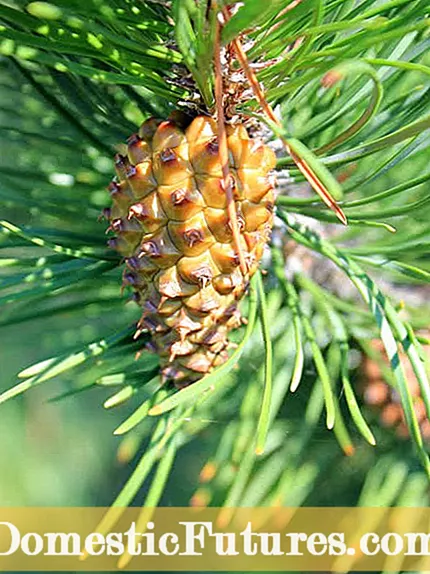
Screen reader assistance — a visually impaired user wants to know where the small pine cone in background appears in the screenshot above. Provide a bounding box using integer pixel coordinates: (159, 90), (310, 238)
(105, 115), (276, 387)
(361, 337), (430, 440)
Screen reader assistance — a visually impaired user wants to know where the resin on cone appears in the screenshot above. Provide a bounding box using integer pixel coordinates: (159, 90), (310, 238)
(105, 115), (276, 386)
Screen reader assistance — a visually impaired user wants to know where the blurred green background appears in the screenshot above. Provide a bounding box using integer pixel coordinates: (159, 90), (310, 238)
(0, 322), (213, 506)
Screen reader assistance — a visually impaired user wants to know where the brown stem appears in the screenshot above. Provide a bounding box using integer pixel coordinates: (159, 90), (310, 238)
(222, 6), (347, 226)
(214, 11), (248, 275)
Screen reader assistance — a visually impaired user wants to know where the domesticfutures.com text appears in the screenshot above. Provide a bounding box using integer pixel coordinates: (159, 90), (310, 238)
(1, 521), (430, 558)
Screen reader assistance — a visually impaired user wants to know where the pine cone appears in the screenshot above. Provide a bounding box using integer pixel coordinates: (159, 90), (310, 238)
(105, 115), (276, 386)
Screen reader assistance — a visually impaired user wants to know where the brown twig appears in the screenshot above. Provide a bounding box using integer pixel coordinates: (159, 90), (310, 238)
(221, 6), (347, 226)
(214, 11), (248, 275)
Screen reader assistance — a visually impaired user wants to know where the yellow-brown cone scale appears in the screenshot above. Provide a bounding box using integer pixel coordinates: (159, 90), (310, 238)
(105, 115), (276, 386)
